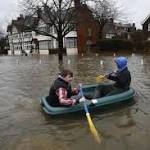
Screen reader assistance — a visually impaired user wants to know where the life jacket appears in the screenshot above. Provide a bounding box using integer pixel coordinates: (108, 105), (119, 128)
(48, 77), (72, 106)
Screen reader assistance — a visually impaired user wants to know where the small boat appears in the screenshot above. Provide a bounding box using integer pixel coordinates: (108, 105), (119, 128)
(40, 83), (135, 115)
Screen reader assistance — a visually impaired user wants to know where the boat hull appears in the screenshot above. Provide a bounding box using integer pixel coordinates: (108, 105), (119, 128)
(40, 83), (136, 115)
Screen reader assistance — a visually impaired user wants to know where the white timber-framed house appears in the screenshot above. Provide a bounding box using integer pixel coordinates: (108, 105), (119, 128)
(7, 14), (78, 55)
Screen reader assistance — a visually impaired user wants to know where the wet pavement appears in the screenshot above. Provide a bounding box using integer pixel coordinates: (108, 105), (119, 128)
(0, 52), (150, 150)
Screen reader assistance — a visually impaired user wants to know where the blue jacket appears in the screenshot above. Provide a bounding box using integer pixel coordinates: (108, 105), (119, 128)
(107, 67), (131, 90)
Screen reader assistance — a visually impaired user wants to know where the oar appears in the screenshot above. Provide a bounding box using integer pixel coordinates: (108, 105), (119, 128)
(96, 71), (116, 83)
(79, 83), (101, 144)
(96, 75), (106, 83)
(96, 72), (114, 83)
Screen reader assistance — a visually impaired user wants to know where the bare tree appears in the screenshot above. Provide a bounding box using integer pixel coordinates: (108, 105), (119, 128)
(19, 0), (122, 61)
(83, 0), (123, 38)
(20, 0), (77, 63)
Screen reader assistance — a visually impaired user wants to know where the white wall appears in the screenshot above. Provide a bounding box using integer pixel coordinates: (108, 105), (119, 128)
(65, 31), (78, 55)
(14, 50), (21, 55)
(65, 31), (77, 38)
(8, 50), (12, 55)
(39, 50), (49, 55)
(66, 48), (78, 55)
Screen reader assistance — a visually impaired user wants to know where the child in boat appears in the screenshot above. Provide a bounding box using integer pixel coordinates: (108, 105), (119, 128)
(48, 69), (84, 107)
(93, 56), (131, 98)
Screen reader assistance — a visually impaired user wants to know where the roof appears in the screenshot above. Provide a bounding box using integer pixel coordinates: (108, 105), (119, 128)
(7, 15), (39, 33)
(141, 14), (150, 25)
(114, 22), (133, 28)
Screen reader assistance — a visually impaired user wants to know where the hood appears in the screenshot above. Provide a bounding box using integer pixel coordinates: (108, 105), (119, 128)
(115, 57), (127, 71)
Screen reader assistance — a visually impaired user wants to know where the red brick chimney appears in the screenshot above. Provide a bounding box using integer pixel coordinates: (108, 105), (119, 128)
(74, 0), (81, 7)
(74, 0), (99, 54)
(74, 0), (87, 53)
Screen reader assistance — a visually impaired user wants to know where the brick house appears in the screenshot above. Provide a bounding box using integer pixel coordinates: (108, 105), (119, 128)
(74, 0), (100, 53)
(102, 18), (136, 39)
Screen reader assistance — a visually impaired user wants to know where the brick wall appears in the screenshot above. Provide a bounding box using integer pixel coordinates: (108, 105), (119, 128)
(74, 1), (99, 53)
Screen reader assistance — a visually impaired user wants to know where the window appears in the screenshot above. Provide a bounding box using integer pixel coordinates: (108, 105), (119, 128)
(106, 33), (114, 39)
(49, 27), (53, 34)
(12, 34), (19, 39)
(48, 40), (53, 49)
(65, 37), (77, 48)
(54, 27), (57, 34)
(88, 28), (92, 37)
(24, 42), (31, 50)
(39, 40), (53, 50)
(39, 41), (48, 50)
(148, 23), (150, 31)
(39, 27), (47, 33)
(24, 32), (32, 38)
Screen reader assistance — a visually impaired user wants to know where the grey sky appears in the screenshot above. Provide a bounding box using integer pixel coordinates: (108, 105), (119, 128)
(0, 0), (19, 32)
(0, 0), (150, 32)
(117, 0), (150, 27)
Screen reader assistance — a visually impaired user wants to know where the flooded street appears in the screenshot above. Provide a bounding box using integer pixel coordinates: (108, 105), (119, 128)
(0, 52), (150, 150)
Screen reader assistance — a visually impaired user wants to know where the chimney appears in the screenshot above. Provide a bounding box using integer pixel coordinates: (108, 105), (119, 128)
(20, 14), (24, 18)
(74, 0), (81, 7)
(17, 14), (24, 20)
(109, 18), (114, 23)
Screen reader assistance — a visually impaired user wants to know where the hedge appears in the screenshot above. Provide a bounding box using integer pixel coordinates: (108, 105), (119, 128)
(95, 39), (133, 50)
(94, 39), (150, 51)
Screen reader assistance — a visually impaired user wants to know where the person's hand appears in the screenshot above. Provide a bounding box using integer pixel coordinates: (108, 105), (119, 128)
(91, 99), (98, 104)
(89, 99), (98, 106)
(96, 75), (106, 82)
(107, 72), (116, 76)
(79, 97), (86, 103)
(72, 88), (79, 94)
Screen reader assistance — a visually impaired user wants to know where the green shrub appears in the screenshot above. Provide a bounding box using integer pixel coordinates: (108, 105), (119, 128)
(144, 41), (150, 49)
(133, 41), (145, 50)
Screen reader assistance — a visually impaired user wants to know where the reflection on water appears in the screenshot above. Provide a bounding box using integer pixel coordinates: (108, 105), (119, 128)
(0, 52), (150, 150)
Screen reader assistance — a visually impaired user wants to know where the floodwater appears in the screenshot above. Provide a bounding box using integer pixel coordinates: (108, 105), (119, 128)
(0, 52), (150, 150)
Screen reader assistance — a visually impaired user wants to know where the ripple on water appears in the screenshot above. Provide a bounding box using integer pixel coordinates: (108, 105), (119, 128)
(0, 54), (150, 150)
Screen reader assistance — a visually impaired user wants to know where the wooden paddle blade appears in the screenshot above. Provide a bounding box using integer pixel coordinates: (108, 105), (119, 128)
(86, 113), (101, 144)
(96, 75), (105, 83)
(80, 84), (101, 143)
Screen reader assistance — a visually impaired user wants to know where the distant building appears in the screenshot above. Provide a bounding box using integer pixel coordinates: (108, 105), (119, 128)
(142, 14), (150, 31)
(7, 15), (57, 55)
(7, 0), (100, 55)
(102, 18), (136, 39)
(7, 0), (136, 55)
(142, 14), (150, 41)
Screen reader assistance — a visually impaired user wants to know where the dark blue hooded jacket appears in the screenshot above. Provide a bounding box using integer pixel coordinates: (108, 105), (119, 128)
(107, 57), (131, 90)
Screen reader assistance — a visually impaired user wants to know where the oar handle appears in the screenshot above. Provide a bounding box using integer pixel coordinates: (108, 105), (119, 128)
(79, 84), (101, 143)
(83, 101), (89, 114)
(96, 72), (114, 83)
(79, 83), (84, 96)
(79, 84), (89, 114)
(97, 72), (114, 78)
